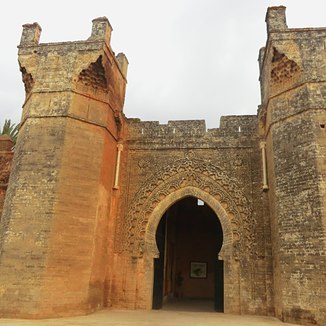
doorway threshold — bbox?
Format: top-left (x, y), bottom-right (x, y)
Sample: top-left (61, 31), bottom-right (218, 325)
top-left (162, 298), bottom-right (216, 313)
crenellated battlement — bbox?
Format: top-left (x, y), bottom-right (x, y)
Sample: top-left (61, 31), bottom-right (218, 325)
top-left (88, 17), bottom-right (113, 44)
top-left (265, 6), bottom-right (287, 33)
top-left (18, 17), bottom-right (128, 97)
top-left (17, 17), bottom-right (129, 142)
top-left (20, 16), bottom-right (113, 48)
top-left (127, 115), bottom-right (258, 141)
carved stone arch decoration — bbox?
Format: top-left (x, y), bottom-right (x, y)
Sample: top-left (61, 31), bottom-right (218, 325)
top-left (144, 186), bottom-right (233, 260)
top-left (19, 64), bottom-right (34, 97)
top-left (77, 55), bottom-right (108, 91)
top-left (120, 153), bottom-right (255, 259)
top-left (270, 47), bottom-right (301, 86)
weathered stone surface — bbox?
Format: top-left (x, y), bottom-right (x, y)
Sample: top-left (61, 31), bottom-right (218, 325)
top-left (259, 6), bottom-right (326, 326)
top-left (0, 136), bottom-right (13, 223)
top-left (0, 17), bottom-right (127, 318)
top-left (0, 6), bottom-right (325, 326)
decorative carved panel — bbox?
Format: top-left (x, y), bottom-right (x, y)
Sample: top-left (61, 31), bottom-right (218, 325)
top-left (117, 151), bottom-right (255, 258)
top-left (271, 47), bottom-right (300, 86)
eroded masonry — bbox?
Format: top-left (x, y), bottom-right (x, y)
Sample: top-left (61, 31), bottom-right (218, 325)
top-left (0, 6), bottom-right (325, 326)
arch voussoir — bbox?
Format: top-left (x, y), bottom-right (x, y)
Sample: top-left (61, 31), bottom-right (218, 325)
top-left (120, 157), bottom-right (255, 260)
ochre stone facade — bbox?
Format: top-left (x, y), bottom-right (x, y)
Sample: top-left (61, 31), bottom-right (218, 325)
top-left (0, 136), bottom-right (13, 223)
top-left (0, 6), bottom-right (325, 326)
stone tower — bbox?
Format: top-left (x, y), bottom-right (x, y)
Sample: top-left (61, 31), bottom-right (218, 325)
top-left (0, 18), bottom-right (128, 317)
top-left (259, 6), bottom-right (326, 325)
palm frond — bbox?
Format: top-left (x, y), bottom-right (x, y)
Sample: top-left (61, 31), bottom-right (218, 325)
top-left (1, 119), bottom-right (20, 143)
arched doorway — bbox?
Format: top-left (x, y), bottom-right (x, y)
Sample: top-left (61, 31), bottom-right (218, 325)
top-left (152, 196), bottom-right (224, 312)
top-left (123, 185), bottom-right (242, 313)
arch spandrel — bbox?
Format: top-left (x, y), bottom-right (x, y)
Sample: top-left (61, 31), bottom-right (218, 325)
top-left (119, 154), bottom-right (255, 259)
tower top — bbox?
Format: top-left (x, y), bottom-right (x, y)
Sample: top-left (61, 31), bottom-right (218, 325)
top-left (19, 16), bottom-right (114, 47)
top-left (20, 22), bottom-right (42, 46)
top-left (265, 6), bottom-right (288, 33)
top-left (89, 16), bottom-right (113, 45)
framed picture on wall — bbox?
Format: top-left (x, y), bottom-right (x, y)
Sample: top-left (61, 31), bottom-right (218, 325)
top-left (190, 261), bottom-right (207, 279)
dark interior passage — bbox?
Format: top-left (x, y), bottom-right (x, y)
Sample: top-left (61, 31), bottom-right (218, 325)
top-left (152, 196), bottom-right (223, 311)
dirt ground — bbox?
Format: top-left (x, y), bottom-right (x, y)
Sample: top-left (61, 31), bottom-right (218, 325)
top-left (0, 309), bottom-right (300, 326)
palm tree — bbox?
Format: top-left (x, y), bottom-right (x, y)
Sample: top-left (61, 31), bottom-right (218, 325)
top-left (1, 119), bottom-right (19, 144)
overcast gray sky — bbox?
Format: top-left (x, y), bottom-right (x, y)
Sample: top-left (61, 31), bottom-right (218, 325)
top-left (1, 0), bottom-right (326, 129)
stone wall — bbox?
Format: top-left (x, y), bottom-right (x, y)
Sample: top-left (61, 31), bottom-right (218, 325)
top-left (0, 136), bottom-right (13, 222)
top-left (259, 6), bottom-right (326, 325)
top-left (107, 115), bottom-right (274, 315)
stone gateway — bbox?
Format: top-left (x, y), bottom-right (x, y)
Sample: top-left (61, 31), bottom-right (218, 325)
top-left (0, 6), bottom-right (325, 326)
